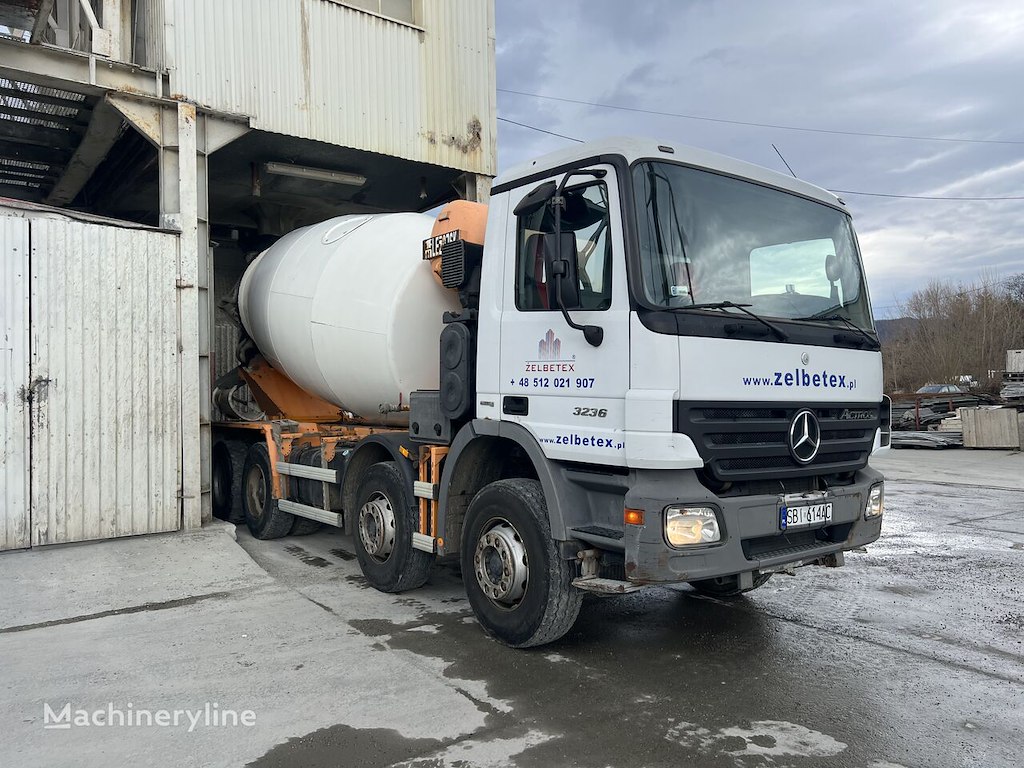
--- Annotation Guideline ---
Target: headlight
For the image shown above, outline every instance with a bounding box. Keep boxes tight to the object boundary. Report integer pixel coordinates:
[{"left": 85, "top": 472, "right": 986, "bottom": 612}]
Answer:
[
  {"left": 864, "top": 484, "right": 884, "bottom": 519},
  {"left": 665, "top": 506, "right": 721, "bottom": 546}
]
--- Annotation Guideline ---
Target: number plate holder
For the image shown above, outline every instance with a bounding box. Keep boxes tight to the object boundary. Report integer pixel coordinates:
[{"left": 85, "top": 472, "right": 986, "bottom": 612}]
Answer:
[{"left": 779, "top": 502, "right": 833, "bottom": 531}]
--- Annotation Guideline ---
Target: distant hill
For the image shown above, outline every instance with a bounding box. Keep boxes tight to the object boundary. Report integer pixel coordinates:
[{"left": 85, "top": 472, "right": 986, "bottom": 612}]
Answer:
[{"left": 875, "top": 317, "right": 919, "bottom": 344}]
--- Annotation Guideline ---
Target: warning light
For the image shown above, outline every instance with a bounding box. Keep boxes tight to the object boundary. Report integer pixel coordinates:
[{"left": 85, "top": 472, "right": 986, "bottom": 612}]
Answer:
[{"left": 624, "top": 508, "right": 645, "bottom": 526}]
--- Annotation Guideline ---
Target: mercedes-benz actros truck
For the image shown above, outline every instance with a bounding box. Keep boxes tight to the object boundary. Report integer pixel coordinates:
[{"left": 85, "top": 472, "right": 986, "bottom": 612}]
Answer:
[{"left": 212, "top": 137, "right": 891, "bottom": 647}]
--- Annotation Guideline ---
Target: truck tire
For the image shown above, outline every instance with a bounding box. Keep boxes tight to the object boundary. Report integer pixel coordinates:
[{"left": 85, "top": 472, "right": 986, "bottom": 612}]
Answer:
[
  {"left": 212, "top": 440, "right": 247, "bottom": 524},
  {"left": 242, "top": 443, "right": 294, "bottom": 539},
  {"left": 290, "top": 516, "right": 322, "bottom": 536},
  {"left": 352, "top": 462, "right": 433, "bottom": 593},
  {"left": 689, "top": 572, "right": 772, "bottom": 598},
  {"left": 461, "top": 479, "right": 582, "bottom": 648}
]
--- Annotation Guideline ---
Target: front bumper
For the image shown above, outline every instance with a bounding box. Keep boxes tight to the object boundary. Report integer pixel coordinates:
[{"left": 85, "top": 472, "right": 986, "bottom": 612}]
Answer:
[{"left": 622, "top": 466, "right": 883, "bottom": 583}]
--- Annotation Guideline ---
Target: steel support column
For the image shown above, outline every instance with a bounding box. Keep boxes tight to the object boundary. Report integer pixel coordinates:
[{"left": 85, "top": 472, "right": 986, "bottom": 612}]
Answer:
[{"left": 158, "top": 104, "right": 247, "bottom": 528}]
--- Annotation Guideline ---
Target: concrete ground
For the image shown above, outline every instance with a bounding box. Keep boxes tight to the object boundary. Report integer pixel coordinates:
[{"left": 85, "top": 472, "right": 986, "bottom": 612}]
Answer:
[
  {"left": 873, "top": 445, "right": 1024, "bottom": 490},
  {"left": 1, "top": 449, "right": 1021, "bottom": 768}
]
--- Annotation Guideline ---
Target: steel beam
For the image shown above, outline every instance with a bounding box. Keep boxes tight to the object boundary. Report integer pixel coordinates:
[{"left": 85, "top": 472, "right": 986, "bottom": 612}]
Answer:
[
  {"left": 45, "top": 95, "right": 124, "bottom": 205},
  {"left": 30, "top": 0, "right": 57, "bottom": 44},
  {"left": 159, "top": 104, "right": 232, "bottom": 527},
  {"left": 0, "top": 36, "right": 160, "bottom": 98}
]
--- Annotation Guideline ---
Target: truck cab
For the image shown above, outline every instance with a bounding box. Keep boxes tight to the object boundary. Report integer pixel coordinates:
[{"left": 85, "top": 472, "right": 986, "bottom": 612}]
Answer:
[{"left": 429, "top": 137, "right": 888, "bottom": 642}]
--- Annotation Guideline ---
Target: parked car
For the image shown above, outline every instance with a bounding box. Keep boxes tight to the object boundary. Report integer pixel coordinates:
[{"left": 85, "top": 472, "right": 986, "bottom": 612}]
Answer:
[{"left": 916, "top": 384, "right": 967, "bottom": 394}]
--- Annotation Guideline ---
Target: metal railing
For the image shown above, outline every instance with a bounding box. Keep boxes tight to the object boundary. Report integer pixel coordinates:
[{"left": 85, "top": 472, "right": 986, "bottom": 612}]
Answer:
[{"left": 26, "top": 0, "right": 152, "bottom": 63}]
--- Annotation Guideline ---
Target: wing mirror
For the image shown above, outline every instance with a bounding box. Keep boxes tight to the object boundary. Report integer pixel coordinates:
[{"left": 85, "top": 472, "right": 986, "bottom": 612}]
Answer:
[
  {"left": 542, "top": 232, "right": 581, "bottom": 310},
  {"left": 513, "top": 180, "right": 557, "bottom": 217}
]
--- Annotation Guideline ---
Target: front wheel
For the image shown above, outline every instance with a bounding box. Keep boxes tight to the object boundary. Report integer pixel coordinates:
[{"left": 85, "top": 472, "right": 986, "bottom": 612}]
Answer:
[
  {"left": 689, "top": 572, "right": 772, "bottom": 598},
  {"left": 461, "top": 479, "right": 582, "bottom": 648}
]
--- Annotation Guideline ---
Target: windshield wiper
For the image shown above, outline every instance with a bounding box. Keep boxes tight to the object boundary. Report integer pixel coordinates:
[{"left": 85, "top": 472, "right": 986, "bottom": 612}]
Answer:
[
  {"left": 800, "top": 313, "right": 879, "bottom": 349},
  {"left": 677, "top": 301, "right": 789, "bottom": 341}
]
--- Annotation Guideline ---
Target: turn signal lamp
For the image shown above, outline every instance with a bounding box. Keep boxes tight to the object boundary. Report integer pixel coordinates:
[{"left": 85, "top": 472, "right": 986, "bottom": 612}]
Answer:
[
  {"left": 665, "top": 506, "right": 721, "bottom": 547},
  {"left": 624, "top": 508, "right": 645, "bottom": 526},
  {"left": 864, "top": 484, "right": 884, "bottom": 519}
]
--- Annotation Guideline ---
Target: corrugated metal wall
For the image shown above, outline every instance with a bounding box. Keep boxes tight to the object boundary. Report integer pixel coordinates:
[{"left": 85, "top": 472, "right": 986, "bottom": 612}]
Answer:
[
  {"left": 161, "top": 0, "right": 496, "bottom": 176},
  {"left": 0, "top": 214, "right": 30, "bottom": 551},
  {"left": 30, "top": 217, "right": 182, "bottom": 545},
  {"left": 132, "top": 0, "right": 165, "bottom": 68}
]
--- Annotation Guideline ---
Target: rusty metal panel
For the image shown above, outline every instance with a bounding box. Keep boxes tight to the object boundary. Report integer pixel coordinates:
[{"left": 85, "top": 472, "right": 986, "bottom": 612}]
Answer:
[
  {"left": 0, "top": 212, "right": 30, "bottom": 551},
  {"left": 29, "top": 216, "right": 182, "bottom": 545},
  {"left": 162, "top": 0, "right": 496, "bottom": 176}
]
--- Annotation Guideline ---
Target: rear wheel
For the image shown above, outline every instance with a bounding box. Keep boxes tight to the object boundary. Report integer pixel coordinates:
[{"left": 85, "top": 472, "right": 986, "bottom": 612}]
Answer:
[
  {"left": 212, "top": 440, "right": 247, "bottom": 524},
  {"left": 461, "top": 479, "right": 582, "bottom": 648},
  {"left": 352, "top": 462, "right": 433, "bottom": 593},
  {"left": 290, "top": 517, "right": 322, "bottom": 535},
  {"left": 689, "top": 572, "right": 772, "bottom": 598},
  {"left": 241, "top": 443, "right": 294, "bottom": 539}
]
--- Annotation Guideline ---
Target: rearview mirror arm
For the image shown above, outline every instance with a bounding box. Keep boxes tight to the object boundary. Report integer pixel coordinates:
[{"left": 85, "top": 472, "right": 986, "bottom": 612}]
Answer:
[{"left": 551, "top": 171, "right": 605, "bottom": 347}]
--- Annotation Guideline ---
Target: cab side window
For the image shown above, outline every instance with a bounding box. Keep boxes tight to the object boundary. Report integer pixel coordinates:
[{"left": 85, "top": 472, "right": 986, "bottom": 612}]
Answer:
[{"left": 515, "top": 182, "right": 612, "bottom": 311}]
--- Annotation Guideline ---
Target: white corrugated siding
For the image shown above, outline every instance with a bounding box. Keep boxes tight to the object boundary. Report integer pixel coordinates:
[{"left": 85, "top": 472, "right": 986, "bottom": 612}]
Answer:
[
  {"left": 0, "top": 214, "right": 30, "bottom": 551},
  {"left": 162, "top": 0, "right": 496, "bottom": 175},
  {"left": 30, "top": 218, "right": 182, "bottom": 545},
  {"left": 133, "top": 0, "right": 166, "bottom": 68}
]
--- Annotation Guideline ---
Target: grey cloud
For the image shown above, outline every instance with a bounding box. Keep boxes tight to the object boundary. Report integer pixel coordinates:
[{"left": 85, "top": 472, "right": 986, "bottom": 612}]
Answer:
[{"left": 495, "top": 0, "right": 1024, "bottom": 308}]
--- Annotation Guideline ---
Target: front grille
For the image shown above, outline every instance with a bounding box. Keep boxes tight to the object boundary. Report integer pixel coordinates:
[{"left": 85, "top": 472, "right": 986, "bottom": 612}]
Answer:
[
  {"left": 719, "top": 451, "right": 862, "bottom": 472},
  {"left": 675, "top": 402, "right": 880, "bottom": 482},
  {"left": 702, "top": 407, "right": 777, "bottom": 420}
]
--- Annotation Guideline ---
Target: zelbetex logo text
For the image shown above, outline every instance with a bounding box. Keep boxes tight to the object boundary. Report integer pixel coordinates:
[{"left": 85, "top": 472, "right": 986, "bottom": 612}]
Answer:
[
  {"left": 742, "top": 368, "right": 857, "bottom": 391},
  {"left": 540, "top": 433, "right": 624, "bottom": 450}
]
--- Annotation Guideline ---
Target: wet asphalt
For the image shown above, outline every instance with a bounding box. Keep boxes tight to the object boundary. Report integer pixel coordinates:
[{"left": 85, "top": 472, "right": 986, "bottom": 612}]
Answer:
[{"left": 238, "top": 475, "right": 1024, "bottom": 768}]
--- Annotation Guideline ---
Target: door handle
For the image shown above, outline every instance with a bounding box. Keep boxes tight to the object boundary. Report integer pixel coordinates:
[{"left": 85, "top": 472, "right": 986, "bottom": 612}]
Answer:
[{"left": 502, "top": 396, "right": 529, "bottom": 416}]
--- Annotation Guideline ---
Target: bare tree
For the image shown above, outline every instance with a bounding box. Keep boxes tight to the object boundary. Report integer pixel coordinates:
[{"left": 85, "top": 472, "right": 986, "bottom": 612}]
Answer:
[
  {"left": 882, "top": 274, "right": 1024, "bottom": 394},
  {"left": 1006, "top": 273, "right": 1024, "bottom": 305}
]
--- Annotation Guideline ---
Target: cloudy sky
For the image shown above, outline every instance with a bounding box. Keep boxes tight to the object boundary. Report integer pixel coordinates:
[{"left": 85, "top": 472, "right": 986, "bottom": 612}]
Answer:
[{"left": 493, "top": 0, "right": 1024, "bottom": 317}]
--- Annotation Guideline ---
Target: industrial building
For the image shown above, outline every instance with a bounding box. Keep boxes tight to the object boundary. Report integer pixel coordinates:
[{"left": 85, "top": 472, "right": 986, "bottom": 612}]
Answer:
[{"left": 0, "top": 0, "right": 497, "bottom": 550}]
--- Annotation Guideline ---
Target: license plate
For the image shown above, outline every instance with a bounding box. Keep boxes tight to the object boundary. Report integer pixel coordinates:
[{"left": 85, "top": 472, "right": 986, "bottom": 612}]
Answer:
[{"left": 780, "top": 502, "right": 833, "bottom": 531}]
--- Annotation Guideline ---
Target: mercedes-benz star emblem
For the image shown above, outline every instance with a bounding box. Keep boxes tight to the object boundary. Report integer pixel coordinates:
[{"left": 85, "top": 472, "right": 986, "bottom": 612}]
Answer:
[{"left": 789, "top": 409, "right": 821, "bottom": 464}]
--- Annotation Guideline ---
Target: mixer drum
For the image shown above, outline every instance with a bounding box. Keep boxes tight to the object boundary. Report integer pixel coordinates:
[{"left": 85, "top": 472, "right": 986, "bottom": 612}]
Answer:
[{"left": 238, "top": 213, "right": 461, "bottom": 418}]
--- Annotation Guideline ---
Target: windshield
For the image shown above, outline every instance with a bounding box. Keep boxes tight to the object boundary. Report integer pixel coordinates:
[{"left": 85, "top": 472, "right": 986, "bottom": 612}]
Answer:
[{"left": 632, "top": 161, "right": 873, "bottom": 328}]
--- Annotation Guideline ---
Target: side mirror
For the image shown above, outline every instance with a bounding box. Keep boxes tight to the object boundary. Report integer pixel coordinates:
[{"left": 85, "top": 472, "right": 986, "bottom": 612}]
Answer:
[
  {"left": 824, "top": 253, "right": 840, "bottom": 303},
  {"left": 542, "top": 232, "right": 581, "bottom": 309},
  {"left": 513, "top": 180, "right": 557, "bottom": 217},
  {"left": 824, "top": 253, "right": 840, "bottom": 282}
]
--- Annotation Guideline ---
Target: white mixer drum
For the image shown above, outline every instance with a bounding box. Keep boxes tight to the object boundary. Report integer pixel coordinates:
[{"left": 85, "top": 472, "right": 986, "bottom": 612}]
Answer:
[{"left": 238, "top": 213, "right": 460, "bottom": 418}]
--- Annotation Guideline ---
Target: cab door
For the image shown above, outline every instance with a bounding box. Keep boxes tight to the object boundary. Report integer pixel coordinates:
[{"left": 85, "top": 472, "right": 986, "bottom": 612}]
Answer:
[{"left": 496, "top": 165, "right": 630, "bottom": 467}]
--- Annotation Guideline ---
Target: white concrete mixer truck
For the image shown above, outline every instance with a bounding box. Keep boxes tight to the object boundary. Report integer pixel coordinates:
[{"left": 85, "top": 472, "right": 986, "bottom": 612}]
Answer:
[{"left": 212, "top": 137, "right": 891, "bottom": 648}]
